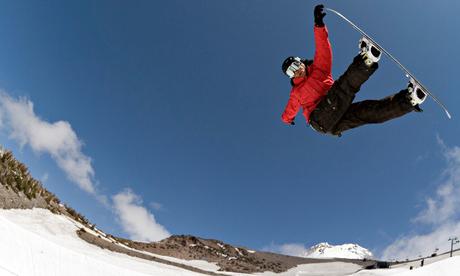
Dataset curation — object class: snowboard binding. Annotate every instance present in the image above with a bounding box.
[407,78,427,111]
[359,37,382,66]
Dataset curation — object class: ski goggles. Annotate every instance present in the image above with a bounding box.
[285,57,302,78]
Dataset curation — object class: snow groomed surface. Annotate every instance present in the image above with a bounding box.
[0,209,459,276]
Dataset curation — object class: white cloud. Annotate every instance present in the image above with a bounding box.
[382,138,460,260]
[412,140,460,225]
[381,222,460,260]
[41,173,49,183]
[0,92,171,242]
[0,93,96,194]
[150,202,163,211]
[262,242,308,257]
[113,189,170,242]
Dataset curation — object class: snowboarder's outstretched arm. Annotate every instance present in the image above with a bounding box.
[311,5,332,77]
[281,92,300,125]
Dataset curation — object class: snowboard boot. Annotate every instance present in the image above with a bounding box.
[407,78,427,112]
[359,37,382,67]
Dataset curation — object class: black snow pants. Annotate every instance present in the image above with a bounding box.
[309,54,414,137]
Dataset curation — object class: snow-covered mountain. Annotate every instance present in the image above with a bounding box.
[303,242,374,259]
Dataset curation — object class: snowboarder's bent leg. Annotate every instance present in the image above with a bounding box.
[309,54,378,134]
[330,89,414,135]
[334,54,379,96]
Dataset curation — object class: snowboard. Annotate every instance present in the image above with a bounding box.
[326,8,452,119]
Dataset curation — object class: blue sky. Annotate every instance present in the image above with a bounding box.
[0,0,459,260]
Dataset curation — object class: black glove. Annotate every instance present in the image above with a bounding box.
[290,120,295,126]
[314,4,326,27]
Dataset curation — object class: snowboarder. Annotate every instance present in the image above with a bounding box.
[281,5,427,137]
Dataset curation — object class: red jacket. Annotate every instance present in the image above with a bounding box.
[281,26,334,124]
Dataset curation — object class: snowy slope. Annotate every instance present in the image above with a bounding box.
[303,242,373,259]
[354,256,460,276]
[0,208,206,276]
[0,208,363,276]
[0,208,458,276]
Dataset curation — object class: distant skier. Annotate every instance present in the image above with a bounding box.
[281,5,427,136]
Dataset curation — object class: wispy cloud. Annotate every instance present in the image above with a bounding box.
[0,93,96,194]
[150,201,164,211]
[113,188,170,242]
[413,137,460,225]
[41,173,49,183]
[0,92,170,242]
[382,137,460,260]
[382,222,460,260]
[262,242,308,257]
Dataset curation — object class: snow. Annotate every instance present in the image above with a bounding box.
[256,262,362,276]
[303,242,373,259]
[0,208,458,276]
[0,208,205,276]
[354,256,460,276]
[234,247,244,256]
[130,249,222,273]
